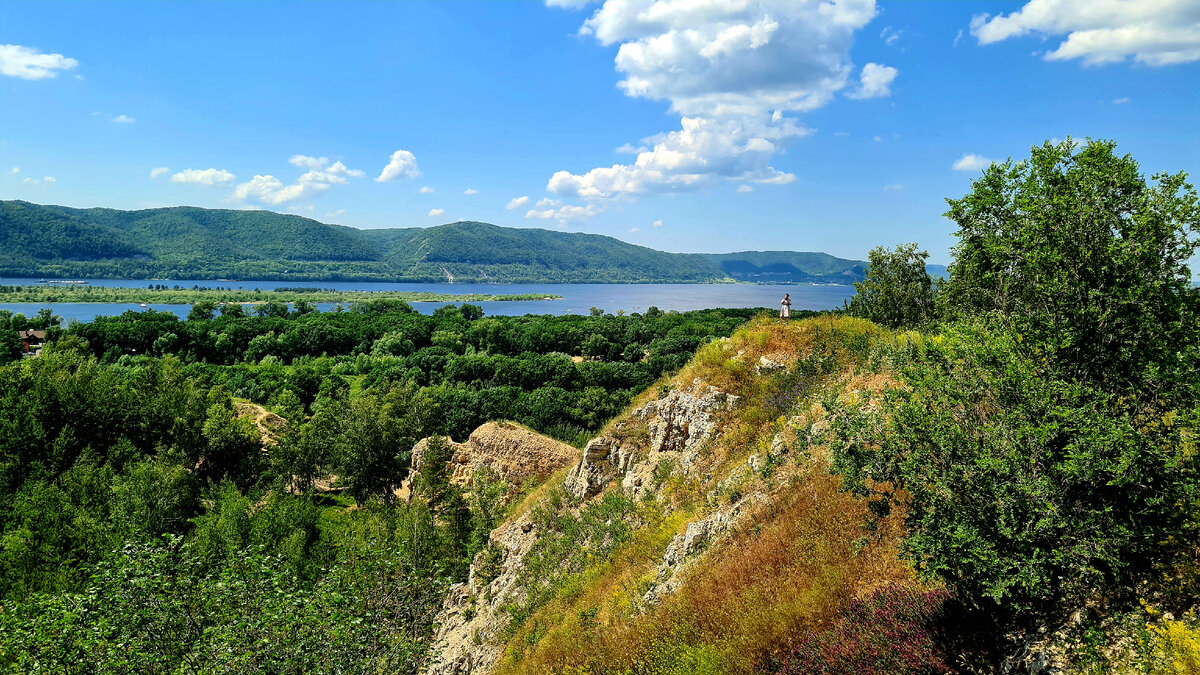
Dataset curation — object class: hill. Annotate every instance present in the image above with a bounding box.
[0,200,869,284]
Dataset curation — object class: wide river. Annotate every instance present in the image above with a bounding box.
[0,277,856,324]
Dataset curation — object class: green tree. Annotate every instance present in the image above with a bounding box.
[188,300,218,321]
[941,138,1200,392]
[847,243,935,329]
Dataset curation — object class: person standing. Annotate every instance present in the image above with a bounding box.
[780,293,792,319]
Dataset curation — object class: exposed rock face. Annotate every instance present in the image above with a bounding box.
[423,382,740,675]
[425,513,542,675]
[565,384,738,501]
[408,421,579,493]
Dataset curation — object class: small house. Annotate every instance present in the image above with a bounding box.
[17,329,46,357]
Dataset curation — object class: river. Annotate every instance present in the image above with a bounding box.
[0,278,856,324]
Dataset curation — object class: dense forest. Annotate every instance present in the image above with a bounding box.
[0,300,763,671]
[0,201,868,284]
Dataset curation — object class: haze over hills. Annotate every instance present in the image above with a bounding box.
[0,200,874,284]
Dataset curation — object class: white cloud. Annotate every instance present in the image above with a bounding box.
[289,155,329,169]
[737,184,754,193]
[652,219,663,227]
[834,131,850,137]
[1112,96,1131,104]
[847,62,898,99]
[419,186,434,194]
[535,197,559,208]
[9,167,18,175]
[629,227,641,233]
[171,168,236,185]
[149,167,170,179]
[22,177,35,184]
[883,182,904,191]
[954,29,964,47]
[545,0,597,8]
[970,1,1200,66]
[506,195,530,210]
[0,44,78,80]
[953,153,995,172]
[428,208,445,217]
[880,26,903,46]
[546,0,880,201]
[549,116,804,199]
[42,176,55,184]
[463,188,479,195]
[873,135,883,142]
[111,114,135,124]
[234,156,363,205]
[525,202,602,224]
[325,209,347,219]
[376,149,421,182]
[615,142,646,154]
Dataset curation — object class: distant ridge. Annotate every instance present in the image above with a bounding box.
[0,200,871,284]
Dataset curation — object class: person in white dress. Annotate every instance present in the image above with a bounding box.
[779,293,791,319]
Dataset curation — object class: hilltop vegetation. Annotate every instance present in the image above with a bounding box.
[0,201,867,284]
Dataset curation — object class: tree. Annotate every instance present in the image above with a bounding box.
[188,300,218,321]
[941,138,1200,392]
[847,243,935,329]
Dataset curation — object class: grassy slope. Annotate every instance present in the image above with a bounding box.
[479,316,931,675]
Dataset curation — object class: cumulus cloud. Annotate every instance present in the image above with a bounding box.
[150,167,170,179]
[614,142,646,154]
[545,0,882,206]
[463,188,479,195]
[953,153,995,171]
[234,156,364,205]
[419,186,434,194]
[970,0,1200,66]
[111,114,135,124]
[376,149,421,182]
[846,62,899,99]
[652,219,663,227]
[525,200,602,224]
[737,184,754,193]
[428,208,445,217]
[548,116,804,199]
[506,195,530,210]
[0,44,78,80]
[9,167,19,175]
[171,168,236,185]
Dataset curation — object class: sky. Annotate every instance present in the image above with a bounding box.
[1,0,1198,264]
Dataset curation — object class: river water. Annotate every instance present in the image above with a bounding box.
[0,278,855,324]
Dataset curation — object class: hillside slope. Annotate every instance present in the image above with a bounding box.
[421,316,933,675]
[0,200,870,284]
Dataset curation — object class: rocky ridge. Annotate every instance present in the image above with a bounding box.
[423,380,748,675]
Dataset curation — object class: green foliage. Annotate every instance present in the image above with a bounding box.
[831,321,1200,618]
[847,243,936,329]
[0,201,852,283]
[941,138,1200,391]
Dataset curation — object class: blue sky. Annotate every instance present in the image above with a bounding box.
[1,0,1198,264]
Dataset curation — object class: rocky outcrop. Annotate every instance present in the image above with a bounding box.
[408,421,579,495]
[425,512,542,675]
[422,382,741,675]
[565,384,738,501]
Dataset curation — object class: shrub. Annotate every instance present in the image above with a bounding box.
[777,585,952,675]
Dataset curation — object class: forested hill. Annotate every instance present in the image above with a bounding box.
[0,200,868,284]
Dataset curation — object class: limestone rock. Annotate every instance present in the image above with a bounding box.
[407,421,579,498]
